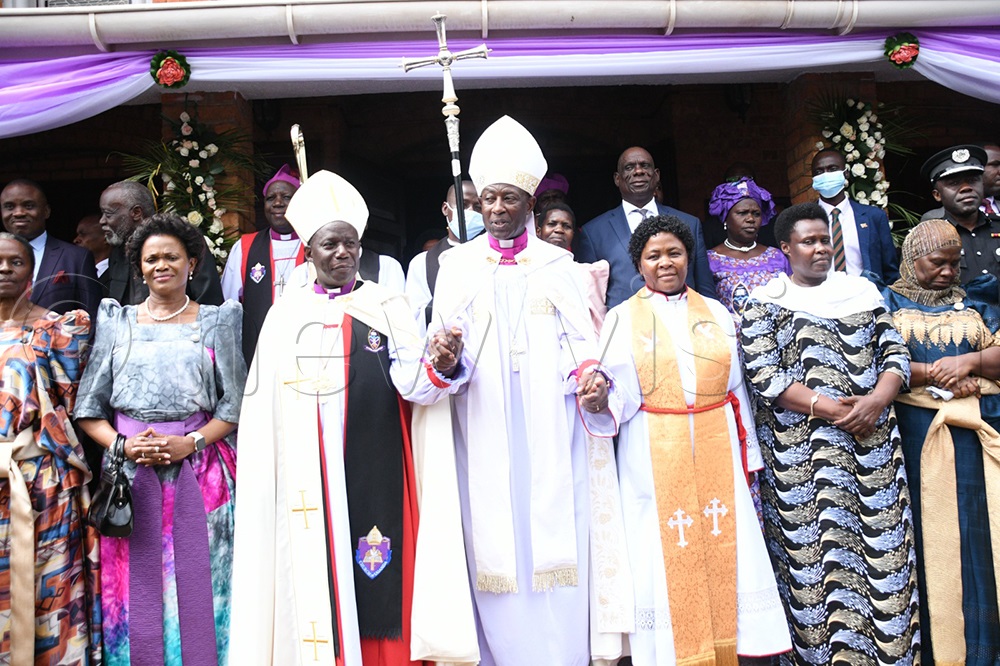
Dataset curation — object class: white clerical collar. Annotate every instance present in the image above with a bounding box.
[650,285,688,303]
[273,233,296,241]
[497,238,515,249]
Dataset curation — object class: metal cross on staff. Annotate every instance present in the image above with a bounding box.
[290,124,309,182]
[402,13,489,243]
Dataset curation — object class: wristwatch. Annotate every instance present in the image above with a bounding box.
[187,431,207,452]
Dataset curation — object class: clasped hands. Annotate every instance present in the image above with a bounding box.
[577,366,608,414]
[123,427,196,466]
[428,326,464,378]
[827,394,885,439]
[922,357,981,399]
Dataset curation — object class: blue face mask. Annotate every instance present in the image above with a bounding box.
[447,205,485,239]
[812,170,847,199]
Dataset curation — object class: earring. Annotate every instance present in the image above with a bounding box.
[189,272,194,280]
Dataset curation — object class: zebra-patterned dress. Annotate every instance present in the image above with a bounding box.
[741,295,920,665]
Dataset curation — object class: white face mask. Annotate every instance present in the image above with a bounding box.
[812,170,848,199]
[446,203,485,239]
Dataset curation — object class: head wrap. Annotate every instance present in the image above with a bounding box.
[469,116,548,196]
[536,173,569,196]
[262,164,301,196]
[708,177,776,226]
[284,170,368,245]
[890,218,965,306]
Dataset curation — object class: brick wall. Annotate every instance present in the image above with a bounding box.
[1,77,996,248]
[162,91,257,233]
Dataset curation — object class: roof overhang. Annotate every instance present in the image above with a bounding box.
[0,0,997,60]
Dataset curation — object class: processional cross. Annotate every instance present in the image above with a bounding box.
[402,14,489,243]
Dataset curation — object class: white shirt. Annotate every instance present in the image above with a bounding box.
[29,231,46,281]
[95,257,109,278]
[818,198,863,276]
[621,199,659,233]
[405,238,459,336]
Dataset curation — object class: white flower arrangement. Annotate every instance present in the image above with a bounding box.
[812,97,893,208]
[120,106,268,271]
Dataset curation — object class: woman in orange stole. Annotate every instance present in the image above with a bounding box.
[587,215,790,665]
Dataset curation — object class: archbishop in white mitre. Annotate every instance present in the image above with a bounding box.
[227,170,478,666]
[420,116,626,666]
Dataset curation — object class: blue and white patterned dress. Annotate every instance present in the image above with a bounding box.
[740,294,920,665]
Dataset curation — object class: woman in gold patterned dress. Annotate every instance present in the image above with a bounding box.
[0,232,100,664]
[882,218,1000,665]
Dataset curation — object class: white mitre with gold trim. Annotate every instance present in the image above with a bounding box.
[469,115,548,196]
[285,169,369,244]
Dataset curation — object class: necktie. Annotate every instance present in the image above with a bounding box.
[830,207,847,272]
[985,198,996,216]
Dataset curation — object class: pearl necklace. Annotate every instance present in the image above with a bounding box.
[724,239,758,253]
[144,295,190,322]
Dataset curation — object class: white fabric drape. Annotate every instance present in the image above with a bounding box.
[1,31,999,139]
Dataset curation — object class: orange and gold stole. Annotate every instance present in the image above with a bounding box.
[629,287,739,666]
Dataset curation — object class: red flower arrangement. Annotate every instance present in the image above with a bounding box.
[150,50,191,89]
[884,33,919,69]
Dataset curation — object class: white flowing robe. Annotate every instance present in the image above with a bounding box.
[595,291,791,665]
[430,233,596,666]
[227,282,478,666]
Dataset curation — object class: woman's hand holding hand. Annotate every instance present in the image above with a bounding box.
[928,356,972,389]
[124,427,170,466]
[951,376,982,399]
[833,394,886,438]
[147,431,199,464]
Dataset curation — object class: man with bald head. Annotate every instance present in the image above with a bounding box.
[577,146,715,308]
[0,179,100,315]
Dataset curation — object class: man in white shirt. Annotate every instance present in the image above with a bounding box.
[74,214,110,278]
[577,146,715,308]
[404,180,482,333]
[810,148,899,283]
[0,178,100,316]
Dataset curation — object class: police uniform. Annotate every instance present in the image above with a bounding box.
[921,145,1000,292]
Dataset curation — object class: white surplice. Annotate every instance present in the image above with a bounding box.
[594,291,791,665]
[428,233,602,666]
[227,281,478,666]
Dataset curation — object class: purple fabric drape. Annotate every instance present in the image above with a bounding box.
[115,411,219,666]
[0,29,998,139]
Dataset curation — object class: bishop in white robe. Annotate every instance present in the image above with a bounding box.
[228,170,477,666]
[424,116,615,666]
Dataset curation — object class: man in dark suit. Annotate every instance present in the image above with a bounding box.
[98,180,223,305]
[811,148,899,283]
[577,146,715,309]
[0,179,101,316]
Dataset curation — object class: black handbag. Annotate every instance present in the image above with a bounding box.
[89,433,134,537]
